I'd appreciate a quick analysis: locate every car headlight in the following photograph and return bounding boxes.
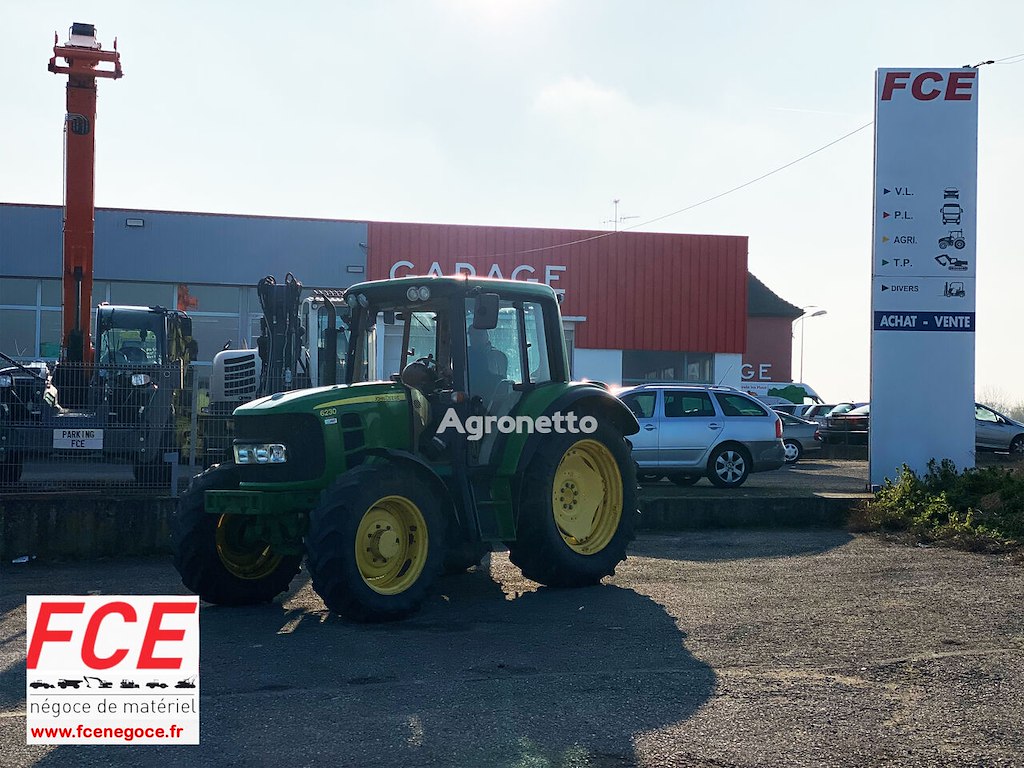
[0,375,11,388]
[130,373,152,386]
[234,443,288,464]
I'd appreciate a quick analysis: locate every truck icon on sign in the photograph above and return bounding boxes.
[941,203,963,225]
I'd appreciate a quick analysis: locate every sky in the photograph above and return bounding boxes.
[2,1,1022,404]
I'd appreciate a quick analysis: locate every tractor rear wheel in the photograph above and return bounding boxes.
[508,421,638,587]
[172,464,302,605]
[306,465,446,622]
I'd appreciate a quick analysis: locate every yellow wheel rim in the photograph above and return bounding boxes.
[354,495,429,595]
[551,439,623,555]
[215,514,282,580]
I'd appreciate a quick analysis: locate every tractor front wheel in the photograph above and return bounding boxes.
[172,464,302,605]
[509,421,638,587]
[306,465,446,622]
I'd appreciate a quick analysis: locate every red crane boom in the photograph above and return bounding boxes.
[48,22,122,364]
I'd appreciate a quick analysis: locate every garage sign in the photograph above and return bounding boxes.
[870,68,978,486]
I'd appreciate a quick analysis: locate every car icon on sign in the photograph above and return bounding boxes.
[944,187,960,199]
[941,203,963,225]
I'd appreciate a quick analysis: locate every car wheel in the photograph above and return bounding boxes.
[668,474,700,487]
[1010,436,1024,457]
[783,439,802,464]
[706,445,750,488]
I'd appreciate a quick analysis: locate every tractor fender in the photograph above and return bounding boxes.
[513,387,640,479]
[363,448,457,516]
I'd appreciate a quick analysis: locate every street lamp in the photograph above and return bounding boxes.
[795,306,827,383]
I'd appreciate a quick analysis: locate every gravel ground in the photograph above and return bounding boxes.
[1,530,1022,767]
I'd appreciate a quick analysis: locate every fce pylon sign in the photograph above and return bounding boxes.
[870,69,979,487]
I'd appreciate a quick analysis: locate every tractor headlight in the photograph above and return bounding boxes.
[0,375,11,388]
[130,373,152,386]
[234,443,288,464]
[357,293,369,308]
[406,286,419,301]
[417,286,430,301]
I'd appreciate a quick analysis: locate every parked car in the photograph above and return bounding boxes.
[771,403,806,416]
[817,402,1024,455]
[801,403,841,424]
[774,410,823,463]
[974,404,1024,455]
[617,384,785,488]
[818,404,870,445]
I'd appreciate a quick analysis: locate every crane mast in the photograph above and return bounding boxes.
[48,22,122,365]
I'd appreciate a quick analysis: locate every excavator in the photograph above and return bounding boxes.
[0,24,196,487]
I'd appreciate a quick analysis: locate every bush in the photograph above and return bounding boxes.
[850,459,1024,551]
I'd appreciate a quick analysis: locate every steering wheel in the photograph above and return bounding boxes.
[401,356,443,393]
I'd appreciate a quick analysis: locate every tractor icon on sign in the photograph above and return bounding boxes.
[938,230,967,250]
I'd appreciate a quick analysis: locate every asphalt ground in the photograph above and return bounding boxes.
[2,530,1022,767]
[640,458,871,498]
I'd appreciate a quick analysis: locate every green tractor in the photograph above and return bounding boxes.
[171,277,640,621]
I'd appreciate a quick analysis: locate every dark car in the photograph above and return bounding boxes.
[818,404,870,445]
[818,403,1024,455]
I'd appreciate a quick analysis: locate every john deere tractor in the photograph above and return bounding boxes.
[171,277,639,621]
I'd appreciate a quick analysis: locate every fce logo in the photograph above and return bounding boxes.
[880,70,976,101]
[26,596,200,745]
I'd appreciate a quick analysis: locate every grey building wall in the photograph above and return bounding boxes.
[0,203,368,286]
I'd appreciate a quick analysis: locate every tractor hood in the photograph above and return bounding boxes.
[231,381,414,487]
[235,381,407,416]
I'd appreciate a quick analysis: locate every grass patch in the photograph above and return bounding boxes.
[849,459,1024,553]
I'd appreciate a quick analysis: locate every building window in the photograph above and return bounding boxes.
[0,309,36,357]
[621,350,714,386]
[108,281,175,307]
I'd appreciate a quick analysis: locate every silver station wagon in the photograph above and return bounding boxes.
[617,384,786,488]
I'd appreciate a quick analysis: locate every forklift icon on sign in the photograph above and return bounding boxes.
[944,281,966,298]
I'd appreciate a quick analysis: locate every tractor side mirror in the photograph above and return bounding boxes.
[382,310,396,325]
[472,293,500,330]
[179,317,193,338]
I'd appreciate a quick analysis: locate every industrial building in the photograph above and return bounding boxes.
[0,203,800,388]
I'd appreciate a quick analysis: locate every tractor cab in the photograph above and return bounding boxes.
[344,276,568,462]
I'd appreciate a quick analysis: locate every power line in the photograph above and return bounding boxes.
[472,120,873,260]
[621,121,873,232]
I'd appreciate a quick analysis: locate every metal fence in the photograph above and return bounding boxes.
[0,361,231,496]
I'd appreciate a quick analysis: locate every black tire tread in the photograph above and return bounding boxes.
[172,464,302,605]
[306,464,446,622]
[508,421,638,588]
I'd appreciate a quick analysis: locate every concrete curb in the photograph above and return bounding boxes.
[1,490,875,560]
[639,493,871,531]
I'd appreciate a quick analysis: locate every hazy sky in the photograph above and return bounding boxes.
[2,1,1021,403]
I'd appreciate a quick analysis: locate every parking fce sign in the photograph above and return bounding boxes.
[26,596,199,745]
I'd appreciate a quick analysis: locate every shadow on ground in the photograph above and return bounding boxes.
[3,557,715,768]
